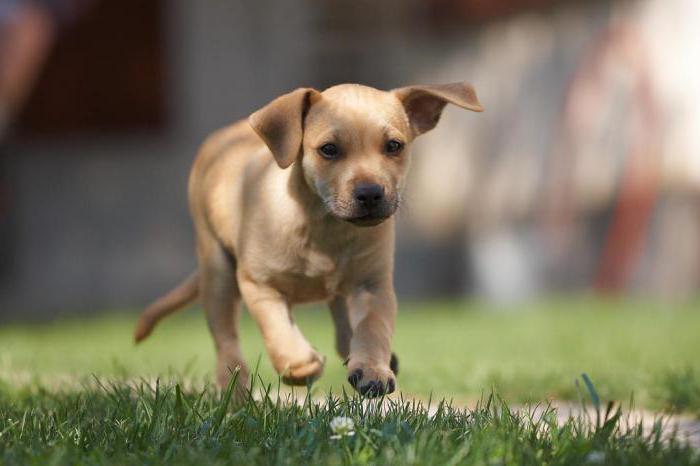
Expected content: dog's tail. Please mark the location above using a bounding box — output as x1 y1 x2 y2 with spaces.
134 271 199 343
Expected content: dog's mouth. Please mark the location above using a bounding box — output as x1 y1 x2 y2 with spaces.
321 195 398 227
345 213 390 227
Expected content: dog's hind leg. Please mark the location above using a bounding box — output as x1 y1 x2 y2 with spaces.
329 296 352 360
198 238 248 393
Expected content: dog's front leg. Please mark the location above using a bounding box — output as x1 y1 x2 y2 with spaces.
238 275 325 385
345 284 397 397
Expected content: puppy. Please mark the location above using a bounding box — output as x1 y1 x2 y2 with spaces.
134 82 482 397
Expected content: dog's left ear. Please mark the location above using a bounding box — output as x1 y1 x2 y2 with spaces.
392 82 483 137
249 88 321 169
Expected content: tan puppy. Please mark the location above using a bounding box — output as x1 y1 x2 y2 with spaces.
134 82 482 397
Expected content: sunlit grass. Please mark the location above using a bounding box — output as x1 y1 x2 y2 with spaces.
0 297 699 414
0 376 698 465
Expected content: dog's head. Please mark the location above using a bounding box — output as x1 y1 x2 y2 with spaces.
249 83 482 226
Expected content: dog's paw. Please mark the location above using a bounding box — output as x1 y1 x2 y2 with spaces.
280 350 326 386
347 360 396 398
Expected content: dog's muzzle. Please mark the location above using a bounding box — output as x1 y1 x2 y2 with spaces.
345 183 394 226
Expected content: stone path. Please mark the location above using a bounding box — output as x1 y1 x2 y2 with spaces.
417 398 700 449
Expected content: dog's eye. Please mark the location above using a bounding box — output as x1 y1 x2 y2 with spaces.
385 140 404 155
318 143 340 159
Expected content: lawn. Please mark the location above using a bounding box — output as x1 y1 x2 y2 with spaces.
1 297 699 464
1 297 699 412
2 379 698 465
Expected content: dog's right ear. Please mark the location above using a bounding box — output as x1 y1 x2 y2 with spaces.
249 88 321 169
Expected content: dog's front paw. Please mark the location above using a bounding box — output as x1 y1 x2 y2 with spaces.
279 350 326 386
346 360 396 397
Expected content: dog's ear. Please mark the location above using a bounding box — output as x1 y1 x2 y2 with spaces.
249 88 321 169
392 82 483 137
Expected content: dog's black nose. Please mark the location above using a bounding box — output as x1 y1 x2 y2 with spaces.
353 183 384 209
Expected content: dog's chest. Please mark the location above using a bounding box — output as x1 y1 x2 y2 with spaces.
271 240 360 304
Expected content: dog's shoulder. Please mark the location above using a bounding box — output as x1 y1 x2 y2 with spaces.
197 120 260 164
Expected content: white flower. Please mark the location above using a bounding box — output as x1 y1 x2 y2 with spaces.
329 416 355 439
585 451 605 464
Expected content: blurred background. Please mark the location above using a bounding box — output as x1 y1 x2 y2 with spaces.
1 0 700 321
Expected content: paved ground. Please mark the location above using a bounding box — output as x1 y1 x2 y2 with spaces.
280 389 700 449
514 401 700 449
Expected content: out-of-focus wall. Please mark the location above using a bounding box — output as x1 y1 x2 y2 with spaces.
1 0 314 317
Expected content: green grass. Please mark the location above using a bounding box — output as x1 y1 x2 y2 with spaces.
1 297 699 464
1 377 698 465
1 297 699 413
